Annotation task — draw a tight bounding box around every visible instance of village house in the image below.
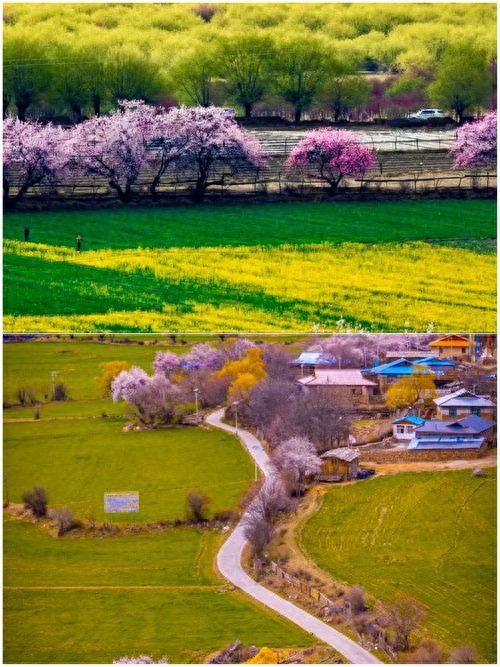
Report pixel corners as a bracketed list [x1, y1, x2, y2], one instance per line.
[434, 389, 496, 419]
[408, 415, 496, 453]
[318, 447, 360, 482]
[289, 352, 336, 374]
[392, 414, 426, 441]
[363, 356, 457, 390]
[429, 334, 472, 361]
[297, 368, 378, 405]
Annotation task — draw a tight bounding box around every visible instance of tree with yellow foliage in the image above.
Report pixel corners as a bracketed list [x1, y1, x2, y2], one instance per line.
[96, 360, 130, 398]
[215, 347, 266, 402]
[246, 647, 279, 664]
[385, 367, 437, 410]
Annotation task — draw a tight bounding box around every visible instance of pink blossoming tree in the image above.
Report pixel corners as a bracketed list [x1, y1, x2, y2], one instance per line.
[272, 436, 322, 494]
[451, 111, 497, 169]
[3, 116, 69, 207]
[111, 366, 180, 424]
[153, 351, 181, 377]
[166, 106, 268, 200]
[286, 128, 375, 192]
[69, 100, 164, 203]
[180, 342, 224, 369]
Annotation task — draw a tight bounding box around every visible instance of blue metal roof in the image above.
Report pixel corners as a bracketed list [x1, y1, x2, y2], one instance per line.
[364, 358, 433, 376]
[416, 415, 494, 436]
[408, 436, 485, 450]
[291, 352, 336, 366]
[392, 414, 426, 426]
[415, 356, 457, 367]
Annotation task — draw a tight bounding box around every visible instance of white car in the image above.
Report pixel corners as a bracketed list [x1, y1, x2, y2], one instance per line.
[408, 108, 445, 119]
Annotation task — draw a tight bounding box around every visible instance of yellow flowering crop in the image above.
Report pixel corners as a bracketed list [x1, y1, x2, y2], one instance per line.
[4, 239, 496, 332]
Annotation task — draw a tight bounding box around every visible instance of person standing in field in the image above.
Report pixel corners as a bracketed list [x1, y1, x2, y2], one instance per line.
[24, 227, 30, 242]
[76, 234, 82, 252]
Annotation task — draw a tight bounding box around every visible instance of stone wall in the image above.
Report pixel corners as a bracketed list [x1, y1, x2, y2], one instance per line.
[359, 444, 490, 463]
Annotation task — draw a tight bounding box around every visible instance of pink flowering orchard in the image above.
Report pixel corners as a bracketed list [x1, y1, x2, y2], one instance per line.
[451, 111, 497, 169]
[286, 128, 375, 191]
[3, 117, 70, 207]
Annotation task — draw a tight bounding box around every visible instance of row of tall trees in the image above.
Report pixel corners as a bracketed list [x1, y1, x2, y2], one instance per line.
[4, 3, 496, 122]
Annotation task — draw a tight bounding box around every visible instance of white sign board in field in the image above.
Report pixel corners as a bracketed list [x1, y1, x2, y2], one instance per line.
[104, 492, 139, 513]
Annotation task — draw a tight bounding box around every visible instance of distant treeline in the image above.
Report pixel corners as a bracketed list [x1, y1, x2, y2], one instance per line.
[3, 3, 496, 123]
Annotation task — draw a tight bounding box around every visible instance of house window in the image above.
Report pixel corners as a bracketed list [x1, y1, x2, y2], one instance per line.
[448, 408, 457, 417]
[462, 347, 467, 354]
[396, 425, 405, 434]
[471, 407, 480, 416]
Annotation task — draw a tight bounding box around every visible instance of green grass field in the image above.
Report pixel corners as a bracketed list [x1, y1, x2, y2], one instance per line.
[301, 470, 497, 661]
[4, 200, 496, 250]
[4, 200, 496, 332]
[3, 340, 184, 403]
[5, 420, 255, 522]
[4, 520, 313, 663]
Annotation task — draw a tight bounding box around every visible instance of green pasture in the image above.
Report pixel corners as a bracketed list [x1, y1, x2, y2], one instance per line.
[4, 521, 313, 663]
[301, 470, 497, 661]
[4, 519, 221, 587]
[4, 200, 496, 250]
[4, 420, 255, 522]
[3, 340, 174, 403]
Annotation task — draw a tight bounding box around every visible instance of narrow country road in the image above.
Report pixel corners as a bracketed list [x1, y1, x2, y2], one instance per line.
[206, 409, 381, 665]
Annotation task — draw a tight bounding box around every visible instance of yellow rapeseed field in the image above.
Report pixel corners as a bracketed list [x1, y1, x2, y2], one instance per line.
[4, 240, 496, 332]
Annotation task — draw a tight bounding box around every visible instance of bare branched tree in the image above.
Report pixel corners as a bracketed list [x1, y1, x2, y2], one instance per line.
[242, 506, 273, 557]
[251, 475, 292, 521]
[377, 593, 426, 652]
[447, 645, 478, 664]
[186, 491, 211, 523]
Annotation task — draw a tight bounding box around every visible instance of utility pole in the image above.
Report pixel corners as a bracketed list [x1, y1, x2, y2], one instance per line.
[194, 387, 199, 415]
[50, 370, 58, 401]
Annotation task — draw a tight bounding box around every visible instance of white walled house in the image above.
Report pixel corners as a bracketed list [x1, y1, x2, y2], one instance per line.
[392, 415, 425, 441]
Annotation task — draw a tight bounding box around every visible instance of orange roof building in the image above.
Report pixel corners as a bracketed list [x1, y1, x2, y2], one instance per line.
[429, 335, 471, 360]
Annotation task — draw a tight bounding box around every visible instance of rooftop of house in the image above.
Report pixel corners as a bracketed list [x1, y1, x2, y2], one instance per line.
[298, 369, 377, 387]
[414, 356, 457, 367]
[364, 357, 455, 376]
[384, 350, 434, 359]
[408, 436, 485, 450]
[290, 352, 336, 367]
[434, 388, 496, 408]
[429, 335, 470, 348]
[416, 415, 495, 436]
[320, 447, 360, 462]
[392, 414, 426, 426]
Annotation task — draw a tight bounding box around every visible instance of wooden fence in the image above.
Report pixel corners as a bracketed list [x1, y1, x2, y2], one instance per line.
[261, 559, 350, 617]
[257, 558, 396, 660]
[7, 137, 495, 205]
